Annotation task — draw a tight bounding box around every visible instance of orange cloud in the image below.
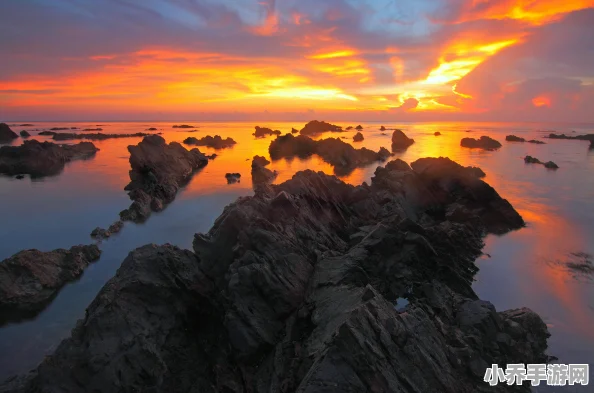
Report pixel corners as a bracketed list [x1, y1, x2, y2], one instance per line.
[532, 95, 552, 107]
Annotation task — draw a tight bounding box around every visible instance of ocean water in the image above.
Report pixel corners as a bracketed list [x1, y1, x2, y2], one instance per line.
[0, 121, 593, 390]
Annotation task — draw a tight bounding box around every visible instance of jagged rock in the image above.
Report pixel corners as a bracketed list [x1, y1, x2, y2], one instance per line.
[391, 129, 415, 151]
[524, 156, 559, 169]
[9, 161, 549, 393]
[253, 126, 281, 138]
[353, 132, 364, 142]
[355, 124, 363, 130]
[0, 123, 18, 143]
[434, 131, 441, 136]
[506, 135, 545, 144]
[299, 120, 343, 136]
[173, 124, 195, 128]
[269, 133, 391, 175]
[119, 135, 208, 223]
[225, 173, 241, 184]
[0, 140, 99, 177]
[90, 221, 124, 240]
[184, 135, 237, 149]
[251, 156, 277, 186]
[19, 131, 30, 138]
[385, 158, 412, 171]
[380, 126, 386, 131]
[291, 128, 298, 134]
[547, 133, 594, 142]
[461, 136, 502, 150]
[0, 245, 101, 323]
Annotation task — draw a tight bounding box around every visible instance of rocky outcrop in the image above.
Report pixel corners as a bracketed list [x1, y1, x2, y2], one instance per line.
[524, 156, 559, 169]
[19, 131, 30, 138]
[90, 221, 124, 240]
[269, 133, 391, 175]
[147, 127, 158, 131]
[173, 124, 195, 129]
[48, 127, 74, 131]
[353, 132, 364, 142]
[82, 128, 103, 132]
[0, 140, 99, 177]
[119, 135, 208, 223]
[434, 131, 441, 136]
[0, 123, 18, 143]
[590, 140, 594, 149]
[546, 133, 594, 142]
[291, 128, 298, 134]
[355, 124, 363, 130]
[380, 125, 386, 131]
[346, 126, 353, 130]
[225, 173, 241, 184]
[391, 129, 415, 151]
[461, 136, 502, 150]
[251, 155, 277, 186]
[253, 126, 281, 138]
[184, 135, 237, 149]
[299, 120, 343, 136]
[0, 245, 101, 324]
[505, 135, 545, 144]
[9, 159, 547, 393]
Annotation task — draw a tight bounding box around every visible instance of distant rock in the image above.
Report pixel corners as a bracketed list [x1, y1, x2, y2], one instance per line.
[434, 131, 441, 136]
[590, 140, 594, 150]
[253, 126, 281, 138]
[506, 135, 545, 144]
[44, 132, 151, 141]
[19, 130, 30, 138]
[17, 124, 34, 127]
[15, 174, 25, 179]
[90, 221, 124, 240]
[184, 135, 236, 149]
[291, 128, 298, 134]
[49, 127, 71, 131]
[353, 132, 364, 142]
[82, 128, 103, 132]
[251, 155, 277, 186]
[355, 125, 363, 130]
[391, 129, 415, 151]
[0, 123, 18, 143]
[299, 120, 343, 136]
[460, 136, 502, 150]
[146, 127, 158, 131]
[547, 133, 594, 144]
[119, 135, 208, 223]
[380, 126, 386, 131]
[0, 140, 99, 177]
[345, 126, 353, 130]
[544, 161, 559, 169]
[524, 156, 559, 169]
[269, 133, 391, 175]
[225, 173, 241, 184]
[172, 125, 195, 129]
[0, 245, 101, 323]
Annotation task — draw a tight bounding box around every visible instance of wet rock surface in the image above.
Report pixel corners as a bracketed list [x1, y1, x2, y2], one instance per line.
[0, 123, 18, 143]
[6, 158, 548, 393]
[253, 126, 281, 138]
[0, 140, 99, 177]
[353, 131, 364, 142]
[184, 135, 237, 149]
[524, 156, 559, 169]
[461, 136, 502, 150]
[269, 133, 391, 175]
[505, 135, 545, 144]
[299, 120, 343, 136]
[119, 135, 208, 223]
[391, 129, 415, 151]
[0, 245, 101, 325]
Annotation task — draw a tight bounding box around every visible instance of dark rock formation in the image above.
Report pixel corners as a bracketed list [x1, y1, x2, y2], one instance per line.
[353, 131, 364, 142]
[48, 132, 151, 141]
[269, 133, 391, 175]
[225, 173, 241, 184]
[291, 128, 298, 134]
[434, 131, 441, 136]
[90, 221, 124, 240]
[19, 131, 30, 138]
[346, 126, 353, 130]
[505, 135, 545, 144]
[0, 123, 18, 143]
[38, 131, 55, 136]
[524, 156, 559, 169]
[173, 124, 195, 129]
[184, 135, 237, 149]
[380, 125, 386, 131]
[590, 140, 594, 149]
[0, 245, 101, 324]
[49, 127, 71, 131]
[15, 174, 24, 180]
[251, 155, 277, 186]
[546, 133, 594, 142]
[299, 120, 343, 136]
[391, 129, 415, 151]
[461, 136, 502, 150]
[355, 124, 363, 130]
[253, 126, 281, 138]
[119, 135, 208, 223]
[82, 128, 103, 132]
[9, 160, 547, 393]
[0, 140, 99, 177]
[147, 127, 158, 131]
[17, 124, 34, 127]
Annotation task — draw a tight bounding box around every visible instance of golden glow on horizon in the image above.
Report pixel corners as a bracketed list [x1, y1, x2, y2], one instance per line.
[309, 50, 357, 59]
[532, 95, 552, 107]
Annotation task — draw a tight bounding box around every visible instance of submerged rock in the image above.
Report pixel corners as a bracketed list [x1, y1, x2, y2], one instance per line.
[0, 123, 18, 143]
[524, 156, 559, 169]
[19, 131, 30, 138]
[299, 120, 343, 136]
[10, 160, 548, 393]
[119, 135, 208, 223]
[184, 135, 237, 149]
[353, 131, 364, 142]
[391, 129, 415, 151]
[225, 173, 241, 184]
[506, 135, 545, 144]
[460, 136, 502, 150]
[0, 245, 101, 323]
[0, 140, 99, 177]
[90, 221, 124, 240]
[251, 155, 277, 186]
[269, 133, 391, 175]
[172, 124, 195, 129]
[253, 126, 281, 138]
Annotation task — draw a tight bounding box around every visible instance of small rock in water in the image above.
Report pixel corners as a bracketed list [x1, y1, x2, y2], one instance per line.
[434, 131, 441, 136]
[225, 173, 241, 184]
[353, 132, 364, 142]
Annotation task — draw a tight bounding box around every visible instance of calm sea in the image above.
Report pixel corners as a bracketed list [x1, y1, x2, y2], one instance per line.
[1, 121, 593, 391]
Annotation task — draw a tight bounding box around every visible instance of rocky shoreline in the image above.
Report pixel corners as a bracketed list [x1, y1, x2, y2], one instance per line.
[0, 157, 550, 393]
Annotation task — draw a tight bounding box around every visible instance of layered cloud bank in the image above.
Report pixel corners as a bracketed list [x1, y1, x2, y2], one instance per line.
[1, 0, 593, 121]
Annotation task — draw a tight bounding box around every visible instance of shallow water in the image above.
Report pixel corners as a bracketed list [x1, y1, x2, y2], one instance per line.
[1, 121, 593, 390]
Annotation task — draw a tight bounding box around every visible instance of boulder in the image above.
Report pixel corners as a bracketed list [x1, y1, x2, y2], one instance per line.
[544, 161, 559, 169]
[380, 126, 386, 131]
[460, 136, 502, 150]
[184, 135, 236, 149]
[506, 135, 545, 144]
[391, 129, 415, 151]
[0, 123, 18, 143]
[119, 135, 208, 223]
[0, 245, 101, 323]
[353, 132, 364, 142]
[251, 156, 277, 186]
[0, 140, 99, 177]
[19, 131, 30, 138]
[253, 126, 281, 138]
[524, 156, 542, 164]
[225, 173, 241, 184]
[355, 125, 363, 130]
[299, 120, 343, 136]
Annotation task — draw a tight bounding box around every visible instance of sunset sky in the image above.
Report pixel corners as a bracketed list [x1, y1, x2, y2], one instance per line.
[1, 0, 593, 122]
